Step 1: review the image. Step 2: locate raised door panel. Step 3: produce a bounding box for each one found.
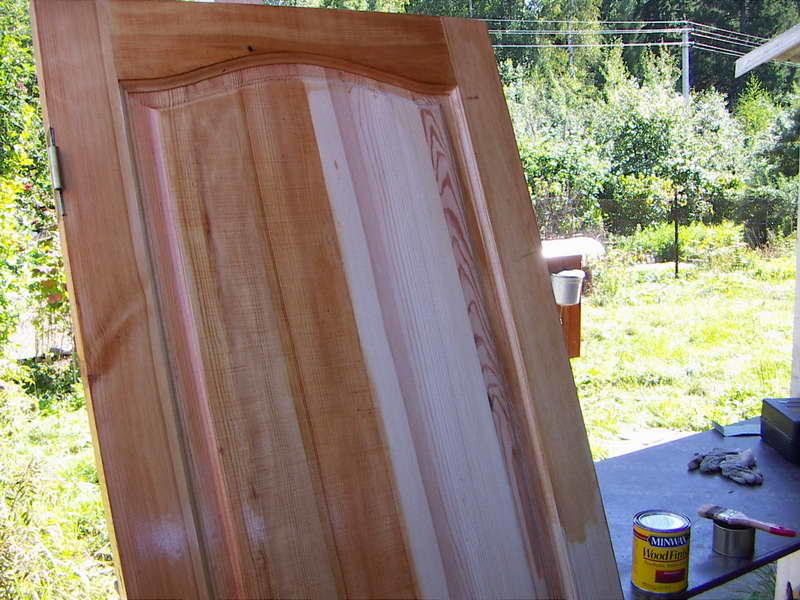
[126,66,393,599]
[123,63,534,598]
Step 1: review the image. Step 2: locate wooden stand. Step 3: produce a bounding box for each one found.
[546,254,582,358]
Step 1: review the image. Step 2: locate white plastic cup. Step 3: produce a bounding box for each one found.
[550,269,585,306]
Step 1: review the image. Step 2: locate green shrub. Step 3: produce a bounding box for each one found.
[13,353,82,414]
[598,173,671,235]
[518,136,607,237]
[614,221,746,267]
[1,0,72,352]
[735,77,779,140]
[731,179,798,247]
[0,178,24,349]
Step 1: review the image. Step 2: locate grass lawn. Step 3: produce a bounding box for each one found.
[573,245,795,459]
[0,369,116,599]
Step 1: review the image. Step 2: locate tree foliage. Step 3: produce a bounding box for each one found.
[0,0,68,352]
[602,0,800,101]
[509,48,785,239]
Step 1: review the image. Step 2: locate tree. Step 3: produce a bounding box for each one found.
[767,103,800,178]
[603,0,800,102]
[0,0,69,346]
[735,76,780,140]
[518,136,608,236]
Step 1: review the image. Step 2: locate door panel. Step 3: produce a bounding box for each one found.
[31,2,621,598]
[125,62,532,598]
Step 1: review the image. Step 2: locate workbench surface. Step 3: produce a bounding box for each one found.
[596,421,800,599]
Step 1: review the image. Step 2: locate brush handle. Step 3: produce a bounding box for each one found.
[738,517,797,537]
[760,523,796,537]
[698,505,797,537]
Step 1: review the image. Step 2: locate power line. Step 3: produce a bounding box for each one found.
[691,26,764,45]
[693,42,745,57]
[692,42,800,68]
[483,18,769,45]
[488,27,760,50]
[493,41,686,48]
[488,21,800,70]
[488,24,767,58]
[691,30,760,49]
[489,27,686,36]
[687,21,767,42]
[485,19,767,48]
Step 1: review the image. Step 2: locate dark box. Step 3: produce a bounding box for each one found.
[761,398,800,465]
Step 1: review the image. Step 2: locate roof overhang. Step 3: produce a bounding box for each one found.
[735,23,800,77]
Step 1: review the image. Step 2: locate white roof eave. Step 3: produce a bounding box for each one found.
[735,23,800,77]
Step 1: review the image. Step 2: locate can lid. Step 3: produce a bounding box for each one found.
[635,510,691,532]
[551,269,585,281]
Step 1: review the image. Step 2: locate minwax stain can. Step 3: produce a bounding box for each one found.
[632,510,691,596]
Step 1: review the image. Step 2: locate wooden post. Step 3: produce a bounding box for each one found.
[546,254,582,358]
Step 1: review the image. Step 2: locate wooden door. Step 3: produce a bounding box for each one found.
[31,2,620,598]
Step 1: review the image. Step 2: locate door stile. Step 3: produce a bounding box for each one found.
[441,17,622,600]
[31,0,211,597]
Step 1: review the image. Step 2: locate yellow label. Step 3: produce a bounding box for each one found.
[631,523,690,594]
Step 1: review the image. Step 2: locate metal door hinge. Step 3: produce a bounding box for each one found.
[47,127,65,216]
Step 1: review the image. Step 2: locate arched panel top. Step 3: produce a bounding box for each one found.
[122,52,456,97]
[109,0,459,87]
[122,57,537,598]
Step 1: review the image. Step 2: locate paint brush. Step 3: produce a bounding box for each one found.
[697,504,797,537]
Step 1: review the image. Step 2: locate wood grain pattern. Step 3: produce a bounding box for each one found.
[419,103,568,590]
[30,1,209,597]
[32,2,620,598]
[126,60,541,597]
[442,17,621,599]
[126,65,419,599]
[122,53,453,96]
[311,68,536,599]
[305,75,450,600]
[439,81,574,600]
[109,0,456,86]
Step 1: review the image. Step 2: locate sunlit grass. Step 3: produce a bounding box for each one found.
[0,367,116,599]
[575,246,795,459]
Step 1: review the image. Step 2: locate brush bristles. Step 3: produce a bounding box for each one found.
[697,504,725,519]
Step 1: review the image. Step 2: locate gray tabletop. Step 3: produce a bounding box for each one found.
[595,423,800,599]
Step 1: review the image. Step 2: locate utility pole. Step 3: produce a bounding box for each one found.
[682,26,691,106]
[568,0,575,68]
[674,26,691,278]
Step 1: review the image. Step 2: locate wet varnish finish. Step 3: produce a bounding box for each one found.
[31,2,619,598]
